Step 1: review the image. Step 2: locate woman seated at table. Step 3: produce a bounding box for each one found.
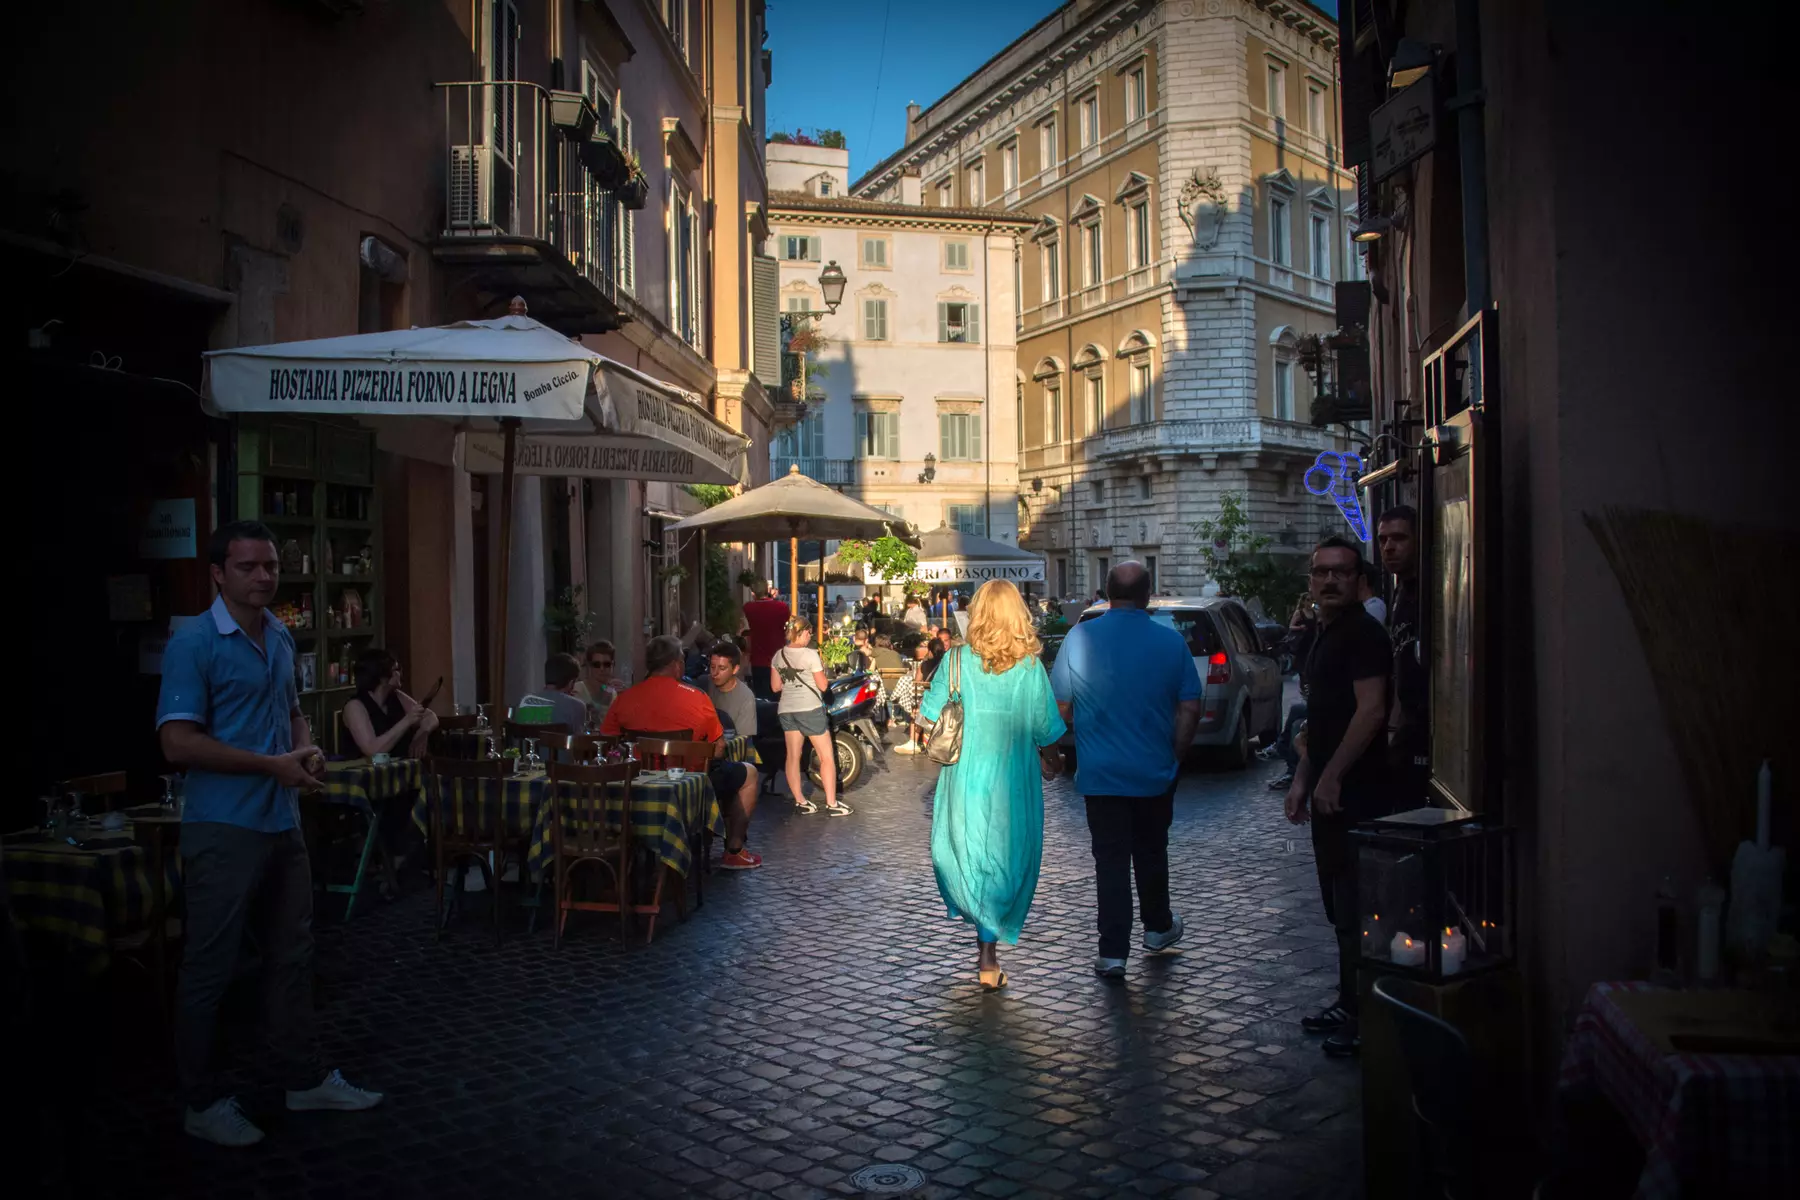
[343,648,438,760]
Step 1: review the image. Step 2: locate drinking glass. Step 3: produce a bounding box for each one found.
[160,774,180,811]
[67,791,87,823]
[523,738,540,771]
[475,703,491,731]
[39,795,59,833]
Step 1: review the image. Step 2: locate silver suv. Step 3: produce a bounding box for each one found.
[1063,597,1284,768]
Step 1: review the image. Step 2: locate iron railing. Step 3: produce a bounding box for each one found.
[437,80,623,301]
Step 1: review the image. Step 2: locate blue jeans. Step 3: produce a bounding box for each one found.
[1275,702,1308,769]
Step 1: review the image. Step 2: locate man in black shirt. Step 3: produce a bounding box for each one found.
[1285,536,1391,1057]
[1379,505,1429,810]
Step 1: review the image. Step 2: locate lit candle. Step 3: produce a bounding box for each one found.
[1390,930,1427,967]
[1362,912,1384,949]
[1441,926,1466,976]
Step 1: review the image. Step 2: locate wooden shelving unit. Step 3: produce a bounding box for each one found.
[236,417,383,747]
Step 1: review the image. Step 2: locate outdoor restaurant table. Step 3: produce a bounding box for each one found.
[2,813,180,971]
[721,735,760,766]
[311,758,425,916]
[409,765,722,879]
[1557,980,1800,1199]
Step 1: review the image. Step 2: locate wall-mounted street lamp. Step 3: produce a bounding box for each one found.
[818,261,847,314]
[918,452,937,485]
[1352,215,1393,243]
[1387,38,1437,90]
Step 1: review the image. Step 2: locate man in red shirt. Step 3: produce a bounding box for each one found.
[740,579,790,699]
[602,635,763,869]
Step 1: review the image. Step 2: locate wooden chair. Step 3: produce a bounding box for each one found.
[630,737,719,902]
[427,713,483,760]
[62,771,129,813]
[502,721,570,752]
[547,761,636,946]
[567,734,622,763]
[423,756,526,946]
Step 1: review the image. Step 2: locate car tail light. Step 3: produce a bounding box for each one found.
[1206,651,1230,685]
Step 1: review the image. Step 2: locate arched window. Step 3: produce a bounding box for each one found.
[1117,330,1157,424]
[1269,325,1300,421]
[1032,357,1065,445]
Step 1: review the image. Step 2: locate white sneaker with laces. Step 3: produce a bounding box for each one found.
[1093,956,1127,978]
[184,1096,265,1147]
[1143,911,1185,953]
[892,741,921,755]
[286,1069,384,1112]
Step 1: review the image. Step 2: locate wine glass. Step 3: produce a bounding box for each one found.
[475,703,491,732]
[523,737,540,771]
[40,795,59,833]
[160,773,180,811]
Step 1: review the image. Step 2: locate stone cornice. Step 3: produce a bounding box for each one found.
[768,201,1036,237]
[854,0,1158,196]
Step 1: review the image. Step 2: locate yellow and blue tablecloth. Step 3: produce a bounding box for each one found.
[409,768,721,879]
[321,758,424,812]
[3,827,173,969]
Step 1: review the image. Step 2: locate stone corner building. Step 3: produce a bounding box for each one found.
[853,0,1358,598]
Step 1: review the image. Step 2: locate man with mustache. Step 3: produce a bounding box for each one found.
[1283,536,1392,1057]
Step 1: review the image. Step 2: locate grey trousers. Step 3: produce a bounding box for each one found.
[176,823,323,1108]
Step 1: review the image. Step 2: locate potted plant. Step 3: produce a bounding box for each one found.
[548,90,598,141]
[542,585,596,653]
[581,128,631,190]
[616,149,649,210]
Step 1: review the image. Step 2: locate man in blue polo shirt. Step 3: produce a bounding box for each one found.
[1051,561,1202,978]
[157,520,382,1147]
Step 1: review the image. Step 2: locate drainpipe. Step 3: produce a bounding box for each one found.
[983,217,996,539]
[1453,0,1490,313]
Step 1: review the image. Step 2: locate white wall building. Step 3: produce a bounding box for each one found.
[767,142,1036,548]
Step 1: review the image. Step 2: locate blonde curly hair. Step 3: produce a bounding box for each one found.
[964,580,1041,674]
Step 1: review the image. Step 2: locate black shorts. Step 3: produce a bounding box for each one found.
[707,759,749,798]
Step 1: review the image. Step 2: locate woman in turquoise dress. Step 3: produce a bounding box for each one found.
[920,580,1067,991]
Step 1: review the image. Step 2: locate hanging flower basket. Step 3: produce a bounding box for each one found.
[615,169,649,210]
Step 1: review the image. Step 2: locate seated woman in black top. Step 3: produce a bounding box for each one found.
[342,648,438,760]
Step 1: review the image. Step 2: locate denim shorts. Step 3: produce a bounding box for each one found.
[778,707,829,737]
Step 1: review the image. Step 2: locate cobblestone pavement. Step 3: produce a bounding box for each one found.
[73,747,1360,1199]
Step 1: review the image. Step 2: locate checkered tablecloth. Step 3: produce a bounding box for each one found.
[321,758,424,813]
[410,768,721,878]
[722,736,760,766]
[3,829,171,969]
[1558,981,1800,1199]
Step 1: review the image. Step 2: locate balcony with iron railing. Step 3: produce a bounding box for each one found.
[766,454,858,486]
[432,80,642,334]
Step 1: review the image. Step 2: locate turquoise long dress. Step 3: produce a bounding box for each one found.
[920,645,1068,945]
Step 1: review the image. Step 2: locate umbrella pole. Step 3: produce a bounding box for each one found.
[789,536,799,618]
[492,417,519,711]
[816,538,825,647]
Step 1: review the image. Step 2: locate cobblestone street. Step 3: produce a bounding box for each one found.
[79,747,1361,1199]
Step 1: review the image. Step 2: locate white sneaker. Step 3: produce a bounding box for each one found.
[892,741,921,755]
[184,1096,265,1147]
[1093,956,1127,978]
[286,1069,384,1112]
[1143,912,1185,953]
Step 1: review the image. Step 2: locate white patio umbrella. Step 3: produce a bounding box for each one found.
[669,465,918,643]
[203,313,603,703]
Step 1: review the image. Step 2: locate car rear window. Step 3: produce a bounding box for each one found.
[1075,609,1221,657]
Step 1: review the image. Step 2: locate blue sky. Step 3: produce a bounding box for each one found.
[766,1,1338,183]
[766,0,1062,182]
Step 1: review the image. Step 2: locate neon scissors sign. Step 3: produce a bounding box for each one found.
[1303,450,1369,541]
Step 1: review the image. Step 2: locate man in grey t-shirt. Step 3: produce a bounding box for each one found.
[706,641,758,737]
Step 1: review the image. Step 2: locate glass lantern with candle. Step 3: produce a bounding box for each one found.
[1351,807,1515,982]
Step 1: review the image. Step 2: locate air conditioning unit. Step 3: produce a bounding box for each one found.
[449,145,494,229]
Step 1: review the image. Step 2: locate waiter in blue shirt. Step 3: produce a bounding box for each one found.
[157,520,383,1147]
[1051,562,1203,978]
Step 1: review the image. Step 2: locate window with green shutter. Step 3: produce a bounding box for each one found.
[855,410,900,459]
[939,412,982,460]
[945,241,970,270]
[862,298,888,341]
[938,302,980,343]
